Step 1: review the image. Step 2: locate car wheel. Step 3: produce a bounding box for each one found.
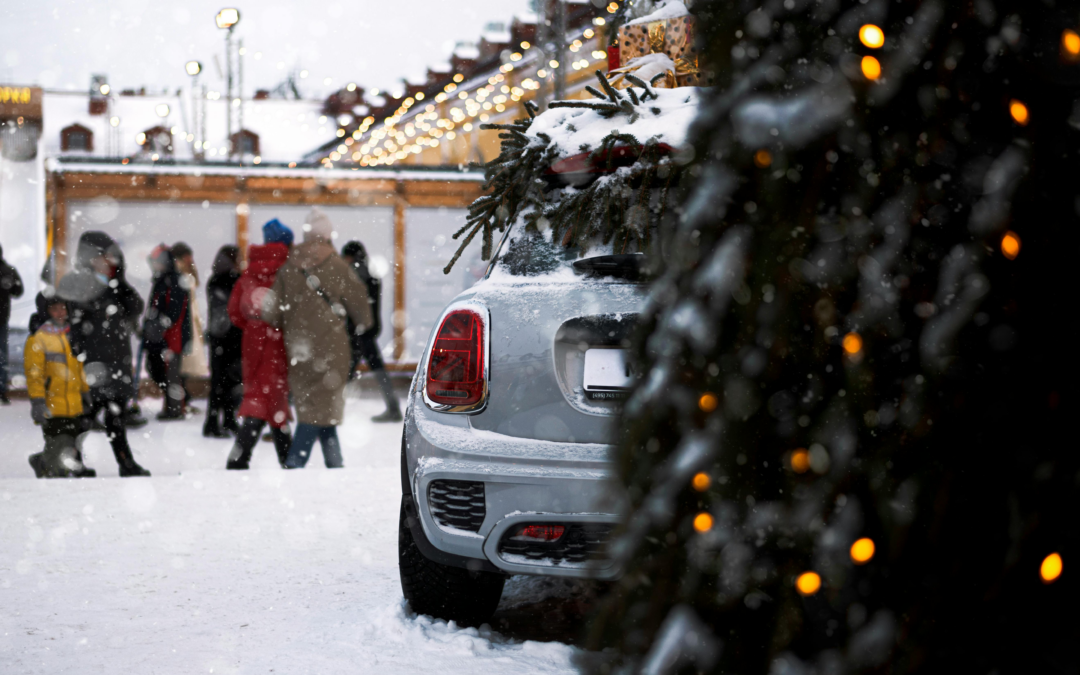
[398,497,505,626]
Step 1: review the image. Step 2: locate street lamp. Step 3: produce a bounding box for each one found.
[216,8,241,159]
[185,60,202,76]
[155,103,171,118]
[215,8,240,30]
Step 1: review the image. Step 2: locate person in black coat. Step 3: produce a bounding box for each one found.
[57,231,150,477]
[0,244,25,404]
[341,241,401,422]
[203,245,243,437]
[143,244,191,420]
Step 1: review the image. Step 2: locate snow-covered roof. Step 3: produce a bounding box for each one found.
[526,86,702,158]
[453,43,481,60]
[41,90,337,163]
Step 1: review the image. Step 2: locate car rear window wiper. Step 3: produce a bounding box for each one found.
[572,254,650,281]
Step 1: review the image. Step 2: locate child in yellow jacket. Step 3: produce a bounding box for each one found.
[25,296,95,478]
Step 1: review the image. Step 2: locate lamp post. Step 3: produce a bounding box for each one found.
[215,8,240,159]
[185,60,205,160]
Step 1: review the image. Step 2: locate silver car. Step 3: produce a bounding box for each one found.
[398,231,647,626]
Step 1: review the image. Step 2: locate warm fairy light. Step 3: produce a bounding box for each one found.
[693,512,714,532]
[790,448,810,473]
[692,472,711,491]
[1063,30,1080,57]
[607,2,619,13]
[1001,231,1021,260]
[859,24,885,49]
[754,149,772,167]
[850,538,876,564]
[1041,552,1063,583]
[796,571,821,595]
[843,332,863,356]
[1009,100,1029,125]
[861,55,882,80]
[698,392,718,412]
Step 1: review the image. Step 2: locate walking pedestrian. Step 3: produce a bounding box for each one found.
[224,219,294,469]
[25,295,95,478]
[173,242,207,415]
[204,245,242,438]
[261,208,372,469]
[144,244,190,420]
[341,241,402,422]
[57,231,150,477]
[0,244,25,405]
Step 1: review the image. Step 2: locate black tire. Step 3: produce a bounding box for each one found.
[398,498,505,626]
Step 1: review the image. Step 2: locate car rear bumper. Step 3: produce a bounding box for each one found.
[405,402,625,579]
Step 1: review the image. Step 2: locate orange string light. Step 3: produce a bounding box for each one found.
[699,392,718,413]
[1041,553,1063,583]
[1001,231,1021,260]
[850,538,876,564]
[693,512,714,533]
[1063,29,1080,58]
[754,149,772,167]
[843,332,863,356]
[796,571,821,595]
[861,55,882,80]
[692,472,711,491]
[790,448,810,473]
[1009,100,1029,126]
[859,24,885,49]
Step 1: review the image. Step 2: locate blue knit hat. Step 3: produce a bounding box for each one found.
[262,218,294,246]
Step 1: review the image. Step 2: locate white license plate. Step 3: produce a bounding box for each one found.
[583,349,633,400]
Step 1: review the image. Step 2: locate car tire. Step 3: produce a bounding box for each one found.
[398,497,505,626]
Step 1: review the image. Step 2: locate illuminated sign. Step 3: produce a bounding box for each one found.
[0,85,43,120]
[0,87,32,104]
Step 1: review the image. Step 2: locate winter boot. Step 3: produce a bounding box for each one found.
[272,428,292,468]
[113,443,150,477]
[28,452,46,478]
[203,411,230,438]
[371,369,403,422]
[222,405,240,435]
[125,405,148,429]
[226,441,252,470]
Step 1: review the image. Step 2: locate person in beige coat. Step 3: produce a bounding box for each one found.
[261,207,373,468]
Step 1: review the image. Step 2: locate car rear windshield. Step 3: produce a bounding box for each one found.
[490,227,648,282]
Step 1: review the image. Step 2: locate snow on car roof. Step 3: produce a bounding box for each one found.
[524,85,702,158]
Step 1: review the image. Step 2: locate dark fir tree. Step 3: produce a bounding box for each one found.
[585,0,1080,673]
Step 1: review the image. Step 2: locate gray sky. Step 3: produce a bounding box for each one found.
[0,0,532,98]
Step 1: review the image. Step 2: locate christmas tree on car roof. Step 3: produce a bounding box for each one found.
[444,0,707,274]
[574,1,1080,674]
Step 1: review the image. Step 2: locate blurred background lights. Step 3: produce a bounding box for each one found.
[692,472,710,491]
[861,55,882,80]
[1040,553,1062,583]
[693,512,713,533]
[1010,99,1029,125]
[1001,231,1021,259]
[155,103,170,118]
[99,84,110,95]
[850,538,876,564]
[859,24,885,49]
[843,332,863,355]
[754,149,772,167]
[109,116,120,127]
[185,60,202,76]
[796,571,821,595]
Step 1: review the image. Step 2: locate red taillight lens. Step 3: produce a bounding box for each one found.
[512,525,566,542]
[426,309,486,407]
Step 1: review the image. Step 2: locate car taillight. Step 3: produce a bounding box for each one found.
[426,309,486,407]
[511,525,566,542]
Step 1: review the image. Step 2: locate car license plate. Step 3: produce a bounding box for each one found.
[583,349,633,400]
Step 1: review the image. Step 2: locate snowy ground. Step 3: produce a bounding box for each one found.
[0,391,591,674]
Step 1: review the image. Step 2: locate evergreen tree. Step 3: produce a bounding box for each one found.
[587,1,1080,672]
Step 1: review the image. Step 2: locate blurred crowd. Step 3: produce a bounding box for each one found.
[0,208,401,479]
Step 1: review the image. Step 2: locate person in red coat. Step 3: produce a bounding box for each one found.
[225,220,294,469]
